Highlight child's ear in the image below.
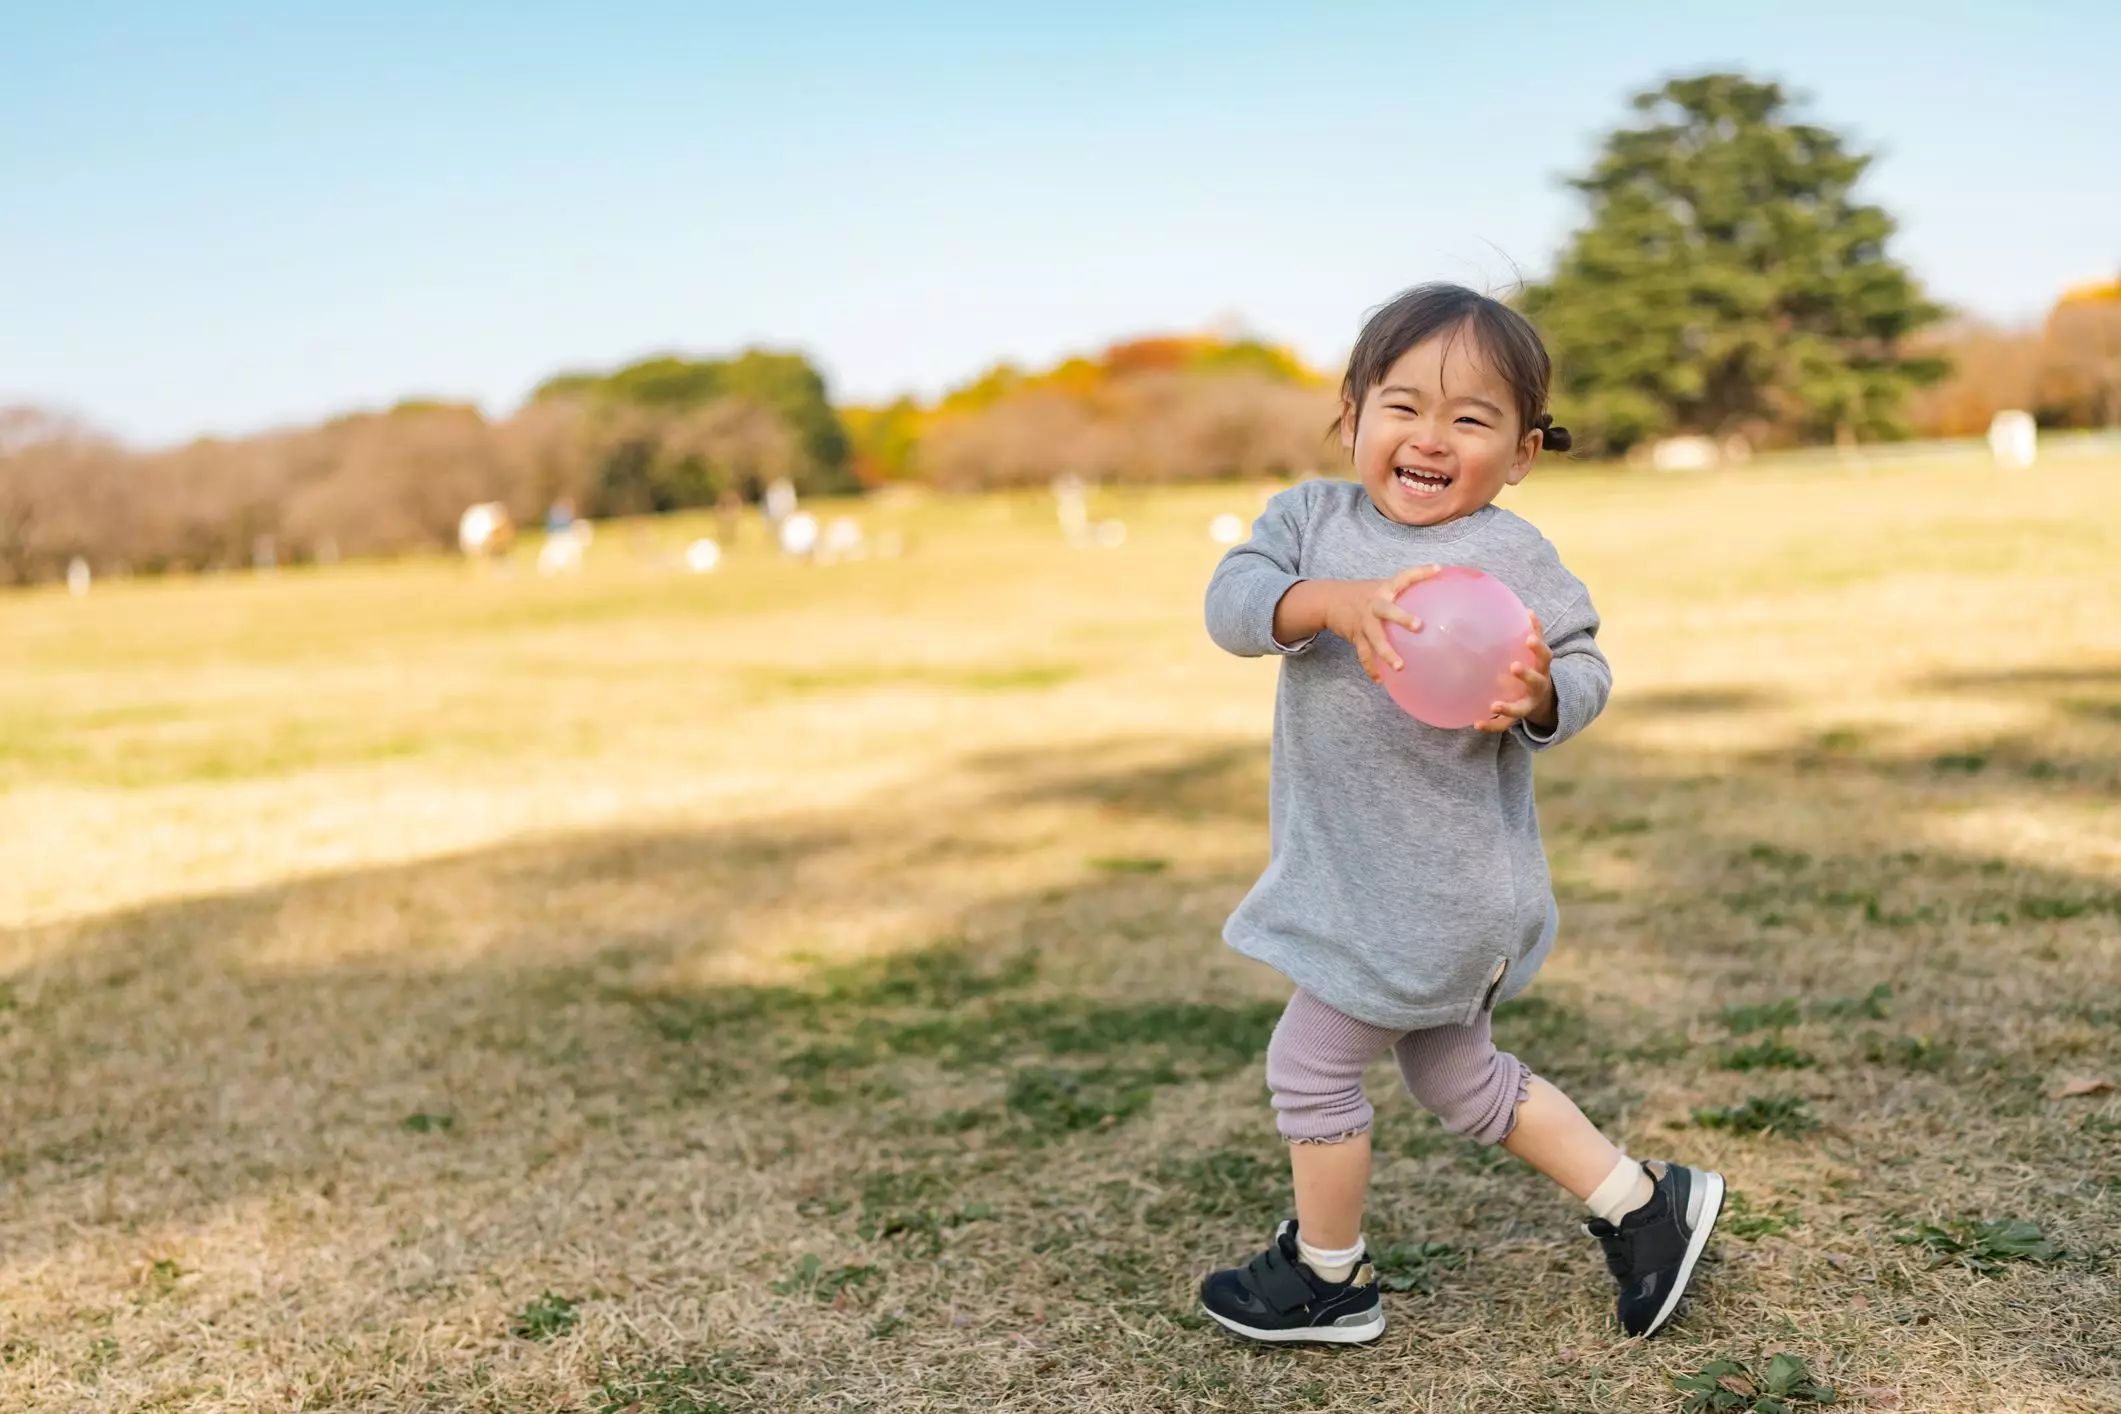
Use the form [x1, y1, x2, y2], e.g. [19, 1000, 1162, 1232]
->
[1339, 398, 1357, 451]
[1504, 429, 1541, 486]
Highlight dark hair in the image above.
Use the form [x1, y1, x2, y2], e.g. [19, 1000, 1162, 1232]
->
[1339, 283, 1571, 453]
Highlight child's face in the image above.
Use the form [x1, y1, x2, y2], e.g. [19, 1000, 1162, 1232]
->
[1342, 330, 1542, 527]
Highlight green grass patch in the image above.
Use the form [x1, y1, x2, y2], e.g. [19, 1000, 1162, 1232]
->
[829, 945, 1040, 1009]
[595, 1354, 755, 1414]
[1892, 1217, 2063, 1274]
[1492, 994, 1597, 1053]
[1673, 1353, 1836, 1411]
[855, 1171, 993, 1254]
[1931, 751, 1989, 774]
[1147, 1148, 1286, 1223]
[1739, 842, 1812, 871]
[1721, 1192, 1801, 1240]
[1003, 1063, 1174, 1137]
[1717, 1040, 1815, 1072]
[1579, 815, 1653, 839]
[398, 1111, 454, 1134]
[1863, 1033, 1954, 1071]
[1691, 1095, 1817, 1137]
[2017, 892, 2121, 921]
[1718, 985, 1891, 1037]
[770, 1255, 880, 1302]
[1718, 998, 1802, 1035]
[2065, 697, 2121, 724]
[961, 664, 1080, 691]
[1813, 982, 1893, 1020]
[510, 1291, 580, 1341]
[1371, 1241, 1464, 1294]
[1087, 855, 1169, 874]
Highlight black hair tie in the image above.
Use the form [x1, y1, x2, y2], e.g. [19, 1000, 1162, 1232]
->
[1536, 413, 1572, 453]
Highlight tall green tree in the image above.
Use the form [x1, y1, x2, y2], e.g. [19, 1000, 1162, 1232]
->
[1522, 73, 1946, 455]
[534, 348, 855, 505]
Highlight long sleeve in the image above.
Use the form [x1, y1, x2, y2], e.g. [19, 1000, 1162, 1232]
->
[1205, 487, 1314, 658]
[1512, 589, 1610, 752]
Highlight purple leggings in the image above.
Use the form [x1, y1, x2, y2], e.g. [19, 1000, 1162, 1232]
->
[1265, 988, 1534, 1147]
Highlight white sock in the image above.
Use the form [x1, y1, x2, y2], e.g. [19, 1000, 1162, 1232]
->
[1296, 1234, 1365, 1283]
[1586, 1156, 1656, 1225]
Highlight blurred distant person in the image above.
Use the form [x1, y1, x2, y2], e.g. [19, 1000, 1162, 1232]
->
[1198, 285, 1722, 1349]
[716, 487, 745, 547]
[538, 496, 591, 576]
[762, 477, 798, 526]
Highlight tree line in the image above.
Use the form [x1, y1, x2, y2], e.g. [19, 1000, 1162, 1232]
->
[6, 70, 2118, 585]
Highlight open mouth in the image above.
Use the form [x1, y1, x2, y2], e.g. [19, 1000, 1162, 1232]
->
[1394, 464, 1452, 498]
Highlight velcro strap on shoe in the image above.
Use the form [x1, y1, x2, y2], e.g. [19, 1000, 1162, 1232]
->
[1244, 1245, 1318, 1314]
[1630, 1216, 1690, 1272]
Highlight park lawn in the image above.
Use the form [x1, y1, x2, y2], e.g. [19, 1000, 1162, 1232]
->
[1, 452, 2117, 1412]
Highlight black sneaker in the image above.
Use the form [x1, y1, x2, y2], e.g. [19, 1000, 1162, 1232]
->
[1199, 1219, 1385, 1345]
[1584, 1160, 1725, 1338]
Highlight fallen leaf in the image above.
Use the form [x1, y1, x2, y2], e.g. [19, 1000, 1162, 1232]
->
[1849, 1386, 1902, 1407]
[1825, 1252, 1853, 1270]
[1718, 1374, 1758, 1397]
[2053, 1076, 2115, 1099]
[1849, 1294, 1870, 1311]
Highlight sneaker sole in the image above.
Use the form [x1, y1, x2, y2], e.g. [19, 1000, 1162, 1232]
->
[1637, 1169, 1724, 1339]
[1202, 1306, 1386, 1345]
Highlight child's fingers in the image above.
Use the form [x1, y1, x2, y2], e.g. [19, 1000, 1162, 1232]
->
[1385, 564, 1441, 594]
[1374, 598, 1420, 633]
[1352, 636, 1382, 682]
[1365, 621, 1404, 673]
[1486, 675, 1546, 720]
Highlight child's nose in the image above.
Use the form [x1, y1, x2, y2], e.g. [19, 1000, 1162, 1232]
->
[1405, 422, 1447, 454]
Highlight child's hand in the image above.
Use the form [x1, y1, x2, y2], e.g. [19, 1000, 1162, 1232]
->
[1474, 614, 1556, 733]
[1325, 565, 1441, 683]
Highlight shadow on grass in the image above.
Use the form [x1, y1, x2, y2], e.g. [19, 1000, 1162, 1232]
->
[1, 716, 2117, 1404]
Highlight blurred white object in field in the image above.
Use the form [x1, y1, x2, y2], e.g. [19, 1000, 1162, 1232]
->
[538, 522, 592, 576]
[763, 477, 800, 524]
[67, 557, 91, 596]
[779, 510, 820, 558]
[457, 502, 514, 557]
[685, 538, 722, 573]
[1989, 410, 2037, 470]
[1209, 513, 1245, 545]
[1053, 474, 1090, 544]
[819, 516, 865, 563]
[1650, 436, 1718, 472]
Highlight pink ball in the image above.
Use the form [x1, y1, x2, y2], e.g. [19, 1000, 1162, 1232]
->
[1378, 567, 1534, 729]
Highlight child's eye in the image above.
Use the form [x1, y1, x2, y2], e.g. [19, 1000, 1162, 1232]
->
[1385, 403, 1416, 415]
[1456, 416, 1489, 428]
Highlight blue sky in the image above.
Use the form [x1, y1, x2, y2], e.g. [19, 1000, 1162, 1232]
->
[3, 0, 2115, 446]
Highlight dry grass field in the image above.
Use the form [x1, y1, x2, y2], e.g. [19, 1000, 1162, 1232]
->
[2, 452, 2118, 1412]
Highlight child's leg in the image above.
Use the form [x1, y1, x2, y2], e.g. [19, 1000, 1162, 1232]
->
[1265, 989, 1403, 1253]
[1199, 991, 1397, 1343]
[1393, 1012, 1723, 1339]
[1505, 1076, 1638, 1203]
[1392, 1013, 1652, 1218]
